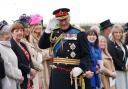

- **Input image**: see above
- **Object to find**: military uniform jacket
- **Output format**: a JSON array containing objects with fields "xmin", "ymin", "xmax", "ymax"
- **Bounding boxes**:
[
  {"xmin": 39, "ymin": 25, "xmax": 92, "ymax": 89},
  {"xmin": 39, "ymin": 25, "xmax": 91, "ymax": 71}
]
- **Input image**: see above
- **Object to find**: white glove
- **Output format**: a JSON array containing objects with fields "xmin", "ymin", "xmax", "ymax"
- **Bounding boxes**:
[
  {"xmin": 70, "ymin": 67, "xmax": 83, "ymax": 77},
  {"xmin": 45, "ymin": 18, "xmax": 59, "ymax": 33}
]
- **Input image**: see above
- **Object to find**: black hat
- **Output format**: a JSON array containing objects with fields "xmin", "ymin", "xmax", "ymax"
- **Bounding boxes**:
[
  {"xmin": 17, "ymin": 14, "xmax": 30, "ymax": 28},
  {"xmin": 0, "ymin": 20, "xmax": 8, "ymax": 30},
  {"xmin": 53, "ymin": 8, "xmax": 70, "ymax": 20},
  {"xmin": 123, "ymin": 23, "xmax": 128, "ymax": 32},
  {"xmin": 100, "ymin": 19, "xmax": 113, "ymax": 30}
]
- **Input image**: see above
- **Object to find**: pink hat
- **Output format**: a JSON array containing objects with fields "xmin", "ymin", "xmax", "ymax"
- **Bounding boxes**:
[{"xmin": 29, "ymin": 14, "xmax": 43, "ymax": 25}]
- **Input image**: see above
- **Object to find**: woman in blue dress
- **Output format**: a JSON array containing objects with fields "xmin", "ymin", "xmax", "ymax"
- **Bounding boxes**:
[{"xmin": 86, "ymin": 30, "xmax": 102, "ymax": 89}]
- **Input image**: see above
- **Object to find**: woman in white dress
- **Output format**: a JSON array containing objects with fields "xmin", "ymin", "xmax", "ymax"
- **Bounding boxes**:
[{"xmin": 0, "ymin": 20, "xmax": 24, "ymax": 89}]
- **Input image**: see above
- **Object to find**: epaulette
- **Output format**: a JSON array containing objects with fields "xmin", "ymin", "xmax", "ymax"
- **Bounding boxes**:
[{"xmin": 72, "ymin": 26, "xmax": 85, "ymax": 32}]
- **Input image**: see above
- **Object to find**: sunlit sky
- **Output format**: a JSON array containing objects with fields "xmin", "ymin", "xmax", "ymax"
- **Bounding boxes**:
[{"xmin": 0, "ymin": 0, "xmax": 128, "ymax": 24}]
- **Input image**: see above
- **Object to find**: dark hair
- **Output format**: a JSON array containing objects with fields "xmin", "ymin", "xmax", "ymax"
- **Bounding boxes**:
[
  {"xmin": 86, "ymin": 30, "xmax": 99, "ymax": 48},
  {"xmin": 125, "ymin": 32, "xmax": 128, "ymax": 45},
  {"xmin": 124, "ymin": 23, "xmax": 128, "ymax": 32},
  {"xmin": 18, "ymin": 14, "xmax": 30, "ymax": 28},
  {"xmin": 11, "ymin": 22, "xmax": 24, "ymax": 32}
]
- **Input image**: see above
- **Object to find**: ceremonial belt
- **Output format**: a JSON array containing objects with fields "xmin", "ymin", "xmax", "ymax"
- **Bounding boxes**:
[{"xmin": 53, "ymin": 58, "xmax": 80, "ymax": 65}]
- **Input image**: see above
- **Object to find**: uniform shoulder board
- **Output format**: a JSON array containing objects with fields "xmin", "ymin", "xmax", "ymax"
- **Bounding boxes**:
[{"xmin": 72, "ymin": 25, "xmax": 85, "ymax": 32}]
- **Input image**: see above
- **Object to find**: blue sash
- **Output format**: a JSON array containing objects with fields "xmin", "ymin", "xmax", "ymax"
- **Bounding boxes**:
[{"xmin": 53, "ymin": 28, "xmax": 80, "ymax": 57}]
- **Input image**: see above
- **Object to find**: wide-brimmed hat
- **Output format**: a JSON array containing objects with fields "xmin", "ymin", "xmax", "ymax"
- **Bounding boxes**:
[
  {"xmin": 29, "ymin": 14, "xmax": 43, "ymax": 25},
  {"xmin": 100, "ymin": 19, "xmax": 113, "ymax": 30}
]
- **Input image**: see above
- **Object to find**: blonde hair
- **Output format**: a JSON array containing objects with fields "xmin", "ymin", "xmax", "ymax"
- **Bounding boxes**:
[
  {"xmin": 29, "ymin": 24, "xmax": 42, "ymax": 48},
  {"xmin": 99, "ymin": 35, "xmax": 111, "ymax": 57},
  {"xmin": 29, "ymin": 24, "xmax": 42, "ymax": 38},
  {"xmin": 111, "ymin": 24, "xmax": 124, "ymax": 42}
]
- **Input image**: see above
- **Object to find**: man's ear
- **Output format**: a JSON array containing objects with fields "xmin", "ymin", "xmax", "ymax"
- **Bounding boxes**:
[{"xmin": 67, "ymin": 15, "xmax": 70, "ymax": 22}]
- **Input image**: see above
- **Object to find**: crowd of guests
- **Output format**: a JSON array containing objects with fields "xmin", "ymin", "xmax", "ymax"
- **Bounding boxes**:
[
  {"xmin": 0, "ymin": 8, "xmax": 128, "ymax": 89},
  {"xmin": 0, "ymin": 14, "xmax": 51, "ymax": 89}
]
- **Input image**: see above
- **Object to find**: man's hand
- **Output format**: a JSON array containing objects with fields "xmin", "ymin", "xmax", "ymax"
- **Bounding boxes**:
[
  {"xmin": 70, "ymin": 67, "xmax": 83, "ymax": 77},
  {"xmin": 83, "ymin": 70, "xmax": 94, "ymax": 78}
]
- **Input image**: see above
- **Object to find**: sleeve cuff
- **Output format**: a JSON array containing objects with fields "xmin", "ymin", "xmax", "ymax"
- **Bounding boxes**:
[{"xmin": 45, "ymin": 29, "xmax": 51, "ymax": 33}]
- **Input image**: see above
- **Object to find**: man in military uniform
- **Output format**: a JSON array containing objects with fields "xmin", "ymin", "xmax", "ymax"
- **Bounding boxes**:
[{"xmin": 39, "ymin": 8, "xmax": 93, "ymax": 89}]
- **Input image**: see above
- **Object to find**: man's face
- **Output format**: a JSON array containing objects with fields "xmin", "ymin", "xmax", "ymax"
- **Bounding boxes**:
[
  {"xmin": 103, "ymin": 27, "xmax": 112, "ymax": 37},
  {"xmin": 58, "ymin": 17, "xmax": 70, "ymax": 30}
]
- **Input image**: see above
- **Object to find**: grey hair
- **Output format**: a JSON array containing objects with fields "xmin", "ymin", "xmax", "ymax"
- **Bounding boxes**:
[
  {"xmin": 90, "ymin": 25, "xmax": 100, "ymax": 34},
  {"xmin": 90, "ymin": 25, "xmax": 100, "ymax": 31}
]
